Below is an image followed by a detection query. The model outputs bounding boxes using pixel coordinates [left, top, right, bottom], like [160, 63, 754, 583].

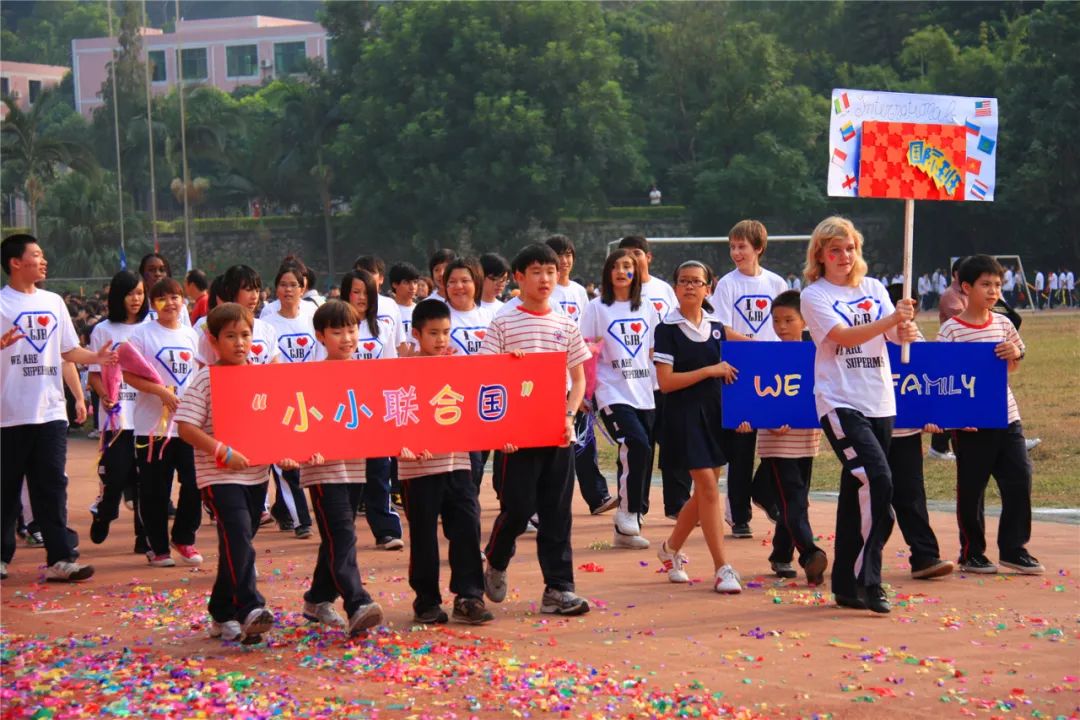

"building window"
[274, 41, 307, 76]
[28, 80, 42, 104]
[148, 50, 166, 82]
[180, 47, 208, 81]
[0, 77, 8, 97]
[226, 44, 258, 78]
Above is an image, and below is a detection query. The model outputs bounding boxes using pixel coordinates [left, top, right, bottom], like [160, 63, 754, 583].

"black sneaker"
[277, 518, 295, 532]
[999, 551, 1045, 575]
[90, 515, 110, 545]
[958, 554, 997, 574]
[863, 584, 891, 614]
[770, 560, 797, 579]
[134, 537, 150, 554]
[590, 496, 619, 515]
[413, 605, 449, 624]
[731, 523, 753, 539]
[294, 525, 312, 539]
[910, 557, 955, 579]
[803, 549, 828, 586]
[452, 597, 494, 625]
[833, 591, 867, 610]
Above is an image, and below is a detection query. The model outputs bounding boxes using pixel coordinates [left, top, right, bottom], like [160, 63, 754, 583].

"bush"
[561, 205, 689, 222]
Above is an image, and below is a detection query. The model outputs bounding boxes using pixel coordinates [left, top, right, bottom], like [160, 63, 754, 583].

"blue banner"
[720, 341, 1008, 430]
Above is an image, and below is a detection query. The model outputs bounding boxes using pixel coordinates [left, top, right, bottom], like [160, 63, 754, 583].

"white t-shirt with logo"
[580, 298, 655, 411]
[710, 267, 789, 340]
[376, 295, 404, 348]
[127, 320, 201, 436]
[88, 319, 140, 431]
[350, 319, 399, 360]
[261, 309, 319, 363]
[551, 281, 590, 324]
[146, 302, 191, 326]
[801, 277, 898, 419]
[0, 286, 81, 427]
[639, 277, 677, 324]
[449, 305, 494, 356]
[195, 316, 279, 366]
[397, 302, 417, 350]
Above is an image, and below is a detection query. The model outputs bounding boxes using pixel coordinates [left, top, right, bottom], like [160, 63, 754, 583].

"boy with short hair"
[397, 299, 493, 625]
[389, 262, 420, 354]
[937, 254, 1042, 575]
[427, 248, 458, 303]
[480, 243, 592, 616]
[742, 290, 828, 585]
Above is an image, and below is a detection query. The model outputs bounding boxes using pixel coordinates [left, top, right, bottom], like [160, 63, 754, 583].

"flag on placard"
[977, 136, 996, 155]
[831, 147, 848, 168]
[974, 100, 992, 117]
[840, 121, 855, 142]
[965, 120, 980, 136]
[833, 92, 850, 114]
[971, 179, 989, 199]
[966, 157, 983, 175]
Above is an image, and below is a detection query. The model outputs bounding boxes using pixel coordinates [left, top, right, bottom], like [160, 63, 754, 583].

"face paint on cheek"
[154, 299, 167, 311]
[626, 272, 634, 280]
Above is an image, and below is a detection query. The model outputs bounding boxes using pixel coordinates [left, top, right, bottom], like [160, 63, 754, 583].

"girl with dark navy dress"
[653, 261, 747, 594]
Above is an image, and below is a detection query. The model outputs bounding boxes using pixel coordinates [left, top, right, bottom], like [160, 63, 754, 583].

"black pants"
[402, 469, 484, 611]
[270, 465, 312, 529]
[720, 428, 758, 526]
[485, 445, 575, 591]
[364, 457, 402, 541]
[887, 433, 941, 565]
[651, 390, 691, 517]
[469, 450, 490, 489]
[573, 411, 610, 510]
[930, 431, 952, 454]
[953, 422, 1032, 560]
[820, 409, 895, 597]
[135, 436, 200, 556]
[202, 483, 267, 623]
[306, 483, 373, 614]
[1, 421, 77, 566]
[599, 404, 654, 515]
[755, 457, 821, 565]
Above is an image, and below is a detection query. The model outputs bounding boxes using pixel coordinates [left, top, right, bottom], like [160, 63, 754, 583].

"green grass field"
[596, 311, 1080, 508]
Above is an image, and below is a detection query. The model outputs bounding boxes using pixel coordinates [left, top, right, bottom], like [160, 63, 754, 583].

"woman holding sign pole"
[799, 217, 918, 614]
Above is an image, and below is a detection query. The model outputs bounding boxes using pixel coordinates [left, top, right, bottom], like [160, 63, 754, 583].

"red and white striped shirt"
[174, 367, 269, 488]
[300, 459, 353, 487]
[397, 451, 472, 481]
[477, 305, 590, 387]
[756, 427, 821, 459]
[937, 313, 1023, 424]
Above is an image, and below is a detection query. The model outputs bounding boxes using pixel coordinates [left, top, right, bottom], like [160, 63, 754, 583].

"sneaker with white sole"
[910, 558, 955, 579]
[770, 560, 797, 579]
[0, 561, 7, 580]
[590, 496, 619, 515]
[613, 528, 650, 549]
[927, 448, 956, 461]
[999, 551, 1045, 575]
[540, 588, 590, 615]
[208, 619, 243, 641]
[303, 601, 346, 628]
[1024, 438, 1042, 451]
[45, 560, 95, 583]
[171, 543, 203, 565]
[714, 564, 742, 594]
[147, 553, 175, 568]
[657, 541, 689, 583]
[484, 565, 508, 603]
[614, 509, 640, 536]
[241, 607, 274, 644]
[376, 536, 404, 551]
[348, 602, 383, 634]
[958, 554, 997, 574]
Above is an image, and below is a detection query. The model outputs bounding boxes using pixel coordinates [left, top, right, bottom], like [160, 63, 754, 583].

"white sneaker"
[484, 565, 508, 603]
[657, 541, 689, 583]
[0, 561, 7, 580]
[241, 607, 274, 643]
[714, 564, 742, 594]
[348, 602, 383, 634]
[525, 513, 539, 533]
[927, 448, 956, 461]
[613, 529, 650, 549]
[303, 601, 346, 628]
[208, 619, 243, 641]
[45, 560, 94, 583]
[1025, 438, 1042, 451]
[614, 509, 639, 536]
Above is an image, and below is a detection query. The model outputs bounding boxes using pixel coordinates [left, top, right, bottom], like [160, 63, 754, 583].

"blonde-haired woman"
[799, 216, 918, 614]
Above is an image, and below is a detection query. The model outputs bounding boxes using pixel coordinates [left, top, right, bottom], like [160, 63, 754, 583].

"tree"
[0, 1, 110, 66]
[1, 89, 99, 235]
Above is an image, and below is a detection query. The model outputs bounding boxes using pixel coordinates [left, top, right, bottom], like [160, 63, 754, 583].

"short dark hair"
[600, 248, 641, 309]
[274, 257, 308, 289]
[305, 268, 317, 293]
[220, 265, 262, 302]
[771, 289, 802, 315]
[339, 269, 380, 336]
[545, 234, 575, 256]
[389, 262, 420, 285]
[958, 254, 1004, 286]
[206, 302, 254, 337]
[951, 256, 968, 277]
[428, 248, 458, 280]
[617, 235, 649, 253]
[313, 299, 360, 332]
[185, 269, 208, 291]
[672, 260, 716, 313]
[353, 255, 386, 277]
[1, 233, 39, 275]
[411, 298, 451, 332]
[443, 257, 483, 304]
[207, 275, 224, 311]
[511, 243, 558, 274]
[107, 270, 148, 323]
[479, 252, 510, 279]
[149, 277, 184, 301]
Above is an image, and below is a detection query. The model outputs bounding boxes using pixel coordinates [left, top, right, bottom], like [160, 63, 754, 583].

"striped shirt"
[756, 427, 821, 459]
[937, 313, 1023, 424]
[174, 367, 269, 488]
[478, 306, 590, 383]
[397, 451, 472, 481]
[299, 458, 353, 487]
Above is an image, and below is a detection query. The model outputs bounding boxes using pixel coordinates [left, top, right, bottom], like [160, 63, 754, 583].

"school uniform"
[938, 314, 1032, 561]
[0, 286, 82, 567]
[480, 305, 590, 593]
[887, 428, 942, 567]
[398, 449, 484, 613]
[801, 277, 899, 598]
[175, 367, 269, 623]
[711, 268, 789, 528]
[128, 320, 202, 558]
[753, 426, 823, 567]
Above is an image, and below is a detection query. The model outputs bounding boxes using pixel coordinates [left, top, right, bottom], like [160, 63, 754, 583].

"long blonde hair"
[803, 216, 868, 287]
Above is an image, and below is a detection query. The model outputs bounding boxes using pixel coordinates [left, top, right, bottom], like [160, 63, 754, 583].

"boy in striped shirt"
[741, 291, 828, 586]
[480, 243, 592, 616]
[937, 255, 1042, 575]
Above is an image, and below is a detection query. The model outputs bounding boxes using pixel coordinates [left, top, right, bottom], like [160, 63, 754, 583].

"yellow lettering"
[782, 374, 801, 396]
[900, 374, 922, 395]
[754, 375, 782, 398]
[961, 374, 976, 397]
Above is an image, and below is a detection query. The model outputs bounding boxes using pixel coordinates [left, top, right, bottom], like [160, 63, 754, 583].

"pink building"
[72, 16, 330, 117]
[0, 61, 70, 120]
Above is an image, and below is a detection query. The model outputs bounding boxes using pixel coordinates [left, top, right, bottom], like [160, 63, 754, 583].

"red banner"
[858, 121, 967, 201]
[209, 352, 567, 464]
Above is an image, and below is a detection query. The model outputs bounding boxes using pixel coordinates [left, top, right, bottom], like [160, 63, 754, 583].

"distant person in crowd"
[938, 257, 968, 325]
[186, 269, 209, 323]
[917, 273, 931, 310]
[649, 184, 662, 206]
[1065, 267, 1075, 307]
[1047, 268, 1059, 308]
[787, 272, 802, 291]
[1034, 269, 1045, 310]
[303, 268, 325, 307]
[1002, 264, 1016, 306]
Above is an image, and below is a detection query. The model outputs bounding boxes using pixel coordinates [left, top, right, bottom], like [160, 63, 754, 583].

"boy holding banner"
[937, 255, 1042, 575]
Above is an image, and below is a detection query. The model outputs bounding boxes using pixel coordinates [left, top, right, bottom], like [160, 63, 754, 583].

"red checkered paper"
[858, 121, 967, 201]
